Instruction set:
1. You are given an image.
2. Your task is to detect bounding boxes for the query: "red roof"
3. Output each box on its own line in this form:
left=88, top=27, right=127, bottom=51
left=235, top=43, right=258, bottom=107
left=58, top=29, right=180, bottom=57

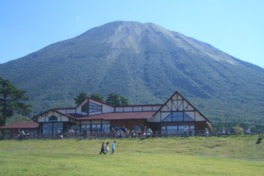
left=79, top=111, right=155, bottom=121
left=0, top=122, right=39, bottom=129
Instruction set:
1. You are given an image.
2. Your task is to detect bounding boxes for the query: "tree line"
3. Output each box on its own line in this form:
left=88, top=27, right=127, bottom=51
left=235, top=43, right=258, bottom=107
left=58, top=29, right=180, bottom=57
left=0, top=77, right=129, bottom=126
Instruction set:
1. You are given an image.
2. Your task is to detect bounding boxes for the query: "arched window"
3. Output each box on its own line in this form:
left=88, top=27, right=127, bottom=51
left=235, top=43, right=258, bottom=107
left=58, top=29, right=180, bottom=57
left=48, top=115, right=58, bottom=122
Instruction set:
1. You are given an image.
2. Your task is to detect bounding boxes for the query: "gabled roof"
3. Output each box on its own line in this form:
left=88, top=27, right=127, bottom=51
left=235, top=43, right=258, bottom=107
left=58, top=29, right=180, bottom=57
left=153, top=91, right=211, bottom=123
left=32, top=91, right=211, bottom=124
left=78, top=111, right=155, bottom=121
left=76, top=96, right=161, bottom=110
left=75, top=97, right=113, bottom=109
left=0, top=122, right=39, bottom=129
left=32, top=109, right=73, bottom=120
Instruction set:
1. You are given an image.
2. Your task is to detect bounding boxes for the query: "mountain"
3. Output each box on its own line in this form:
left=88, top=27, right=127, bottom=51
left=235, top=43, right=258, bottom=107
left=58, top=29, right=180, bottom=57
left=1, top=21, right=264, bottom=126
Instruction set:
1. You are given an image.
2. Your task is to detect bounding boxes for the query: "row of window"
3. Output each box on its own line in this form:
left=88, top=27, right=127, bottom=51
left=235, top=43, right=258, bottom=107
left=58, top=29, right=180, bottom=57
left=161, top=125, right=195, bottom=135
left=81, top=102, right=102, bottom=114
left=81, top=123, right=110, bottom=133
left=162, top=112, right=194, bottom=122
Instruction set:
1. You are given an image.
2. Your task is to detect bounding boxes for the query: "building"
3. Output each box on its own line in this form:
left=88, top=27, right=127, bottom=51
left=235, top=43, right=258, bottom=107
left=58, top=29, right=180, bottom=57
left=0, top=91, right=213, bottom=139
left=33, top=91, right=213, bottom=138
left=0, top=122, right=39, bottom=139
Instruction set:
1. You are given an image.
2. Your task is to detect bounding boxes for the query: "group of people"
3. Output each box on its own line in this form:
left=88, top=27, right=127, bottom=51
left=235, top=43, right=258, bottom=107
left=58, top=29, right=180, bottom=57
left=18, top=130, right=33, bottom=140
left=99, top=141, right=116, bottom=155
left=112, top=126, right=153, bottom=138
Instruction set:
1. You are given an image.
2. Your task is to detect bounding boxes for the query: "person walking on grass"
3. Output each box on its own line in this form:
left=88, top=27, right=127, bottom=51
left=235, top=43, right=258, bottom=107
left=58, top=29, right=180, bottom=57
left=105, top=142, right=109, bottom=154
left=99, top=142, right=105, bottom=154
left=111, top=141, right=116, bottom=154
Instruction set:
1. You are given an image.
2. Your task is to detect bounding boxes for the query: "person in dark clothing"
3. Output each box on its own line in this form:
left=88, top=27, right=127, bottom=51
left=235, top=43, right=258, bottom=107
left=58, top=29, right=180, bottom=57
left=99, top=142, right=105, bottom=154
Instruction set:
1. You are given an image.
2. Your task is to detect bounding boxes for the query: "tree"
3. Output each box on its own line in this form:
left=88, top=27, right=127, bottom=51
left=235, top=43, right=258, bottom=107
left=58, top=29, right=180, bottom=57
left=120, top=96, right=128, bottom=106
left=0, top=77, right=31, bottom=126
left=74, top=92, right=87, bottom=105
left=106, top=93, right=129, bottom=106
left=90, top=93, right=104, bottom=102
left=233, top=124, right=244, bottom=135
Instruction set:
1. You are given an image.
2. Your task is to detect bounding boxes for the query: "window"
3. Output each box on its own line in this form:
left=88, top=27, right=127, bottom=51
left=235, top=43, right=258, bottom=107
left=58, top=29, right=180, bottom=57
left=81, top=124, right=90, bottom=131
left=91, top=123, right=101, bottom=132
left=48, top=115, right=58, bottom=122
left=89, top=102, right=102, bottom=113
left=162, top=125, right=195, bottom=136
left=183, top=115, right=193, bottom=121
left=172, top=112, right=184, bottom=121
left=133, top=125, right=142, bottom=132
left=53, top=123, right=63, bottom=136
left=81, top=102, right=88, bottom=113
left=102, top=123, right=110, bottom=133
left=162, top=112, right=194, bottom=122
left=43, top=122, right=62, bottom=138
left=81, top=102, right=102, bottom=114
left=167, top=126, right=177, bottom=134
left=161, top=125, right=178, bottom=135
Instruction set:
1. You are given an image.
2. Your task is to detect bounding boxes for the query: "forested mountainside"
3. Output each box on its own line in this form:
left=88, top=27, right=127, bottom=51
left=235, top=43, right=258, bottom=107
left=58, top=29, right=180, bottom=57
left=1, top=21, right=264, bottom=126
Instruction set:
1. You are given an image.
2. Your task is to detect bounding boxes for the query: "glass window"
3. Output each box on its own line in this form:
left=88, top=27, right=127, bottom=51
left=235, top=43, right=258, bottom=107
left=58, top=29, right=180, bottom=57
left=172, top=112, right=184, bottom=121
left=81, top=124, right=90, bottom=131
left=133, top=125, right=141, bottom=131
left=53, top=123, right=63, bottom=136
left=162, top=125, right=178, bottom=135
left=43, top=123, right=52, bottom=137
left=81, top=102, right=88, bottom=113
left=49, top=115, right=58, bottom=122
left=183, top=114, right=193, bottom=121
left=178, top=125, right=185, bottom=133
left=163, top=114, right=172, bottom=122
left=163, top=112, right=182, bottom=122
left=43, top=123, right=63, bottom=138
left=102, top=123, right=110, bottom=133
left=167, top=125, right=177, bottom=134
left=89, top=102, right=102, bottom=113
left=161, top=126, right=167, bottom=134
left=189, top=125, right=195, bottom=135
left=162, top=112, right=194, bottom=122
left=161, top=125, right=195, bottom=135
left=91, top=123, right=101, bottom=132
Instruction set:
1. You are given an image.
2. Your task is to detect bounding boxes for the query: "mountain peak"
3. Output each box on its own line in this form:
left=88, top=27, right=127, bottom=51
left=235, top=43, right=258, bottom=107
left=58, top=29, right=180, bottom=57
left=95, top=21, right=238, bottom=65
left=1, top=21, right=264, bottom=124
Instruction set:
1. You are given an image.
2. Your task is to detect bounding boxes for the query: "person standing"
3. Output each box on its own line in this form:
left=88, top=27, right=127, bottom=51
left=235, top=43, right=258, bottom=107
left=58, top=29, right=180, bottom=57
left=99, top=142, right=105, bottom=154
left=105, top=142, right=109, bottom=154
left=205, top=128, right=209, bottom=137
left=111, top=141, right=116, bottom=154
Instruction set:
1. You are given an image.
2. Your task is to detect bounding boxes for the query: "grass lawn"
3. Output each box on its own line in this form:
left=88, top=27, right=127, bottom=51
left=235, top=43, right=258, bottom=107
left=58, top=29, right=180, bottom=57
left=0, top=136, right=263, bottom=176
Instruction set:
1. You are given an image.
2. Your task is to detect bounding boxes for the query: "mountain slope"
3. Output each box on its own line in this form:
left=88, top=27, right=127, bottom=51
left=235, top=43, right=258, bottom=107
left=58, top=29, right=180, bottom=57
left=1, top=21, right=264, bottom=125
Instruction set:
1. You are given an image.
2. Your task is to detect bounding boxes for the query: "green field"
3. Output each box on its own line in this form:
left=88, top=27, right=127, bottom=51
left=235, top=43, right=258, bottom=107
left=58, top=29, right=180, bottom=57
left=0, top=136, right=263, bottom=176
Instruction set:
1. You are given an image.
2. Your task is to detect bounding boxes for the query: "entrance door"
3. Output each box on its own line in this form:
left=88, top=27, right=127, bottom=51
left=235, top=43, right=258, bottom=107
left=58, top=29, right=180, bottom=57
left=43, top=123, right=63, bottom=138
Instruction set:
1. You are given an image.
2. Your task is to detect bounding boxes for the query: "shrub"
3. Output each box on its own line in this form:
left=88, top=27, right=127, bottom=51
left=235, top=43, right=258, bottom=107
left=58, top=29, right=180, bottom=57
left=233, top=125, right=244, bottom=135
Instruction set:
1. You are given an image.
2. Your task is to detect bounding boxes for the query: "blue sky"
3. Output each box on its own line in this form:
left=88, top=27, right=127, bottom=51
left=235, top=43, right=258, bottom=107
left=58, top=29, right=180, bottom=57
left=1, top=0, right=263, bottom=68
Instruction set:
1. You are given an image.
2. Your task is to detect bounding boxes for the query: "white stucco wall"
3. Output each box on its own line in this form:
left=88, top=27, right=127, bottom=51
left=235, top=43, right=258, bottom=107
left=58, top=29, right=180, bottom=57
left=36, top=111, right=70, bottom=122
left=102, top=104, right=114, bottom=113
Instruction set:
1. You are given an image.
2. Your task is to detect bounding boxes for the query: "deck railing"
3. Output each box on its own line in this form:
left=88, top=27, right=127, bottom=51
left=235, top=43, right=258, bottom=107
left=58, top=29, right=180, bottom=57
left=2, top=130, right=262, bottom=140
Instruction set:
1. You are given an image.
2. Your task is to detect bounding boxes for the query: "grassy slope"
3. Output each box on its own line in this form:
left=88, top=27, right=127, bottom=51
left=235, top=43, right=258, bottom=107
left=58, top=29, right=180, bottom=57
left=0, top=136, right=263, bottom=176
